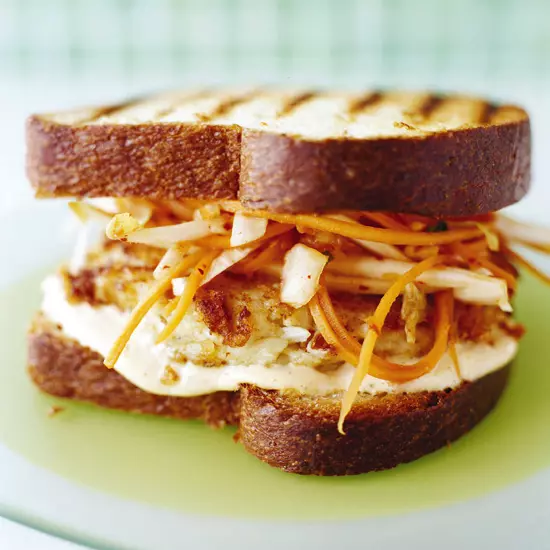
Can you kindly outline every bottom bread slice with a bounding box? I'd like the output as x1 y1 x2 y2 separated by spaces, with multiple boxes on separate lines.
28 314 510 476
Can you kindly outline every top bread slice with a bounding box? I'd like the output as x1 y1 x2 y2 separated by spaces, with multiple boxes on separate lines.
26 89 531 216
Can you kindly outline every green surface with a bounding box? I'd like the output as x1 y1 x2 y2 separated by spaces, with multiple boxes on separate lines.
3 0 550 89
0 267 549 519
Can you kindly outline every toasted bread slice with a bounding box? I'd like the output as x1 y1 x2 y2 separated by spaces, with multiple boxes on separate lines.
28 314 510 476
27 90 530 216
28 314 240 427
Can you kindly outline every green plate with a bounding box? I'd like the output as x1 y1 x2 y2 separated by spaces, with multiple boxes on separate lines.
1 266 549 523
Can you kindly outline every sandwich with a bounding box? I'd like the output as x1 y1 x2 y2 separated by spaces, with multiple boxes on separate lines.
25 90 550 475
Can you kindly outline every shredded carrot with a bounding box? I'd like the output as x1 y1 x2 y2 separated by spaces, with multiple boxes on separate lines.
221 202 482 246
164 297 178 316
410 221 428 231
397 213 435 231
96 199 550 433
449 239 488 259
368 291 453 383
448 330 462 380
103 251 204 368
309 293 359 366
156 251 218 343
316 287 362 353
504 246 550 285
404 245 440 260
233 241 279 273
235 234 293 273
248 223 294 245
448 342 461 378
444 291 461 379
446 213 496 224
197 234 232 249
361 212 410 231
337 255 446 433
366 256 445 337
310 285 454 386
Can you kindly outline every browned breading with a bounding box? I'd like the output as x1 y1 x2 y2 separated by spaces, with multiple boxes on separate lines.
65 267 153 309
324 292 517 347
64 258 519 356
194 287 253 347
86 240 164 269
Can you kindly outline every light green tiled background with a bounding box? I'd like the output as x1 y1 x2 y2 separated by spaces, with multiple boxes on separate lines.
0 0 549 216
1 0 549 91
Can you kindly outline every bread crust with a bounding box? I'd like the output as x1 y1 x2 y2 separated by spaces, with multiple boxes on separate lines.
27 118 241 201
240 123 530 216
26 100 530 216
239 369 509 475
28 314 510 475
28 314 240 427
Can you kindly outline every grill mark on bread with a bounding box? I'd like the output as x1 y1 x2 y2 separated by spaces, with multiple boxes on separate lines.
489 105 527 124
348 91 384 116
202 91 259 122
415 94 445 121
156 90 211 119
277 92 318 117
27 90 531 215
427 97 489 128
80 95 149 125
479 102 499 124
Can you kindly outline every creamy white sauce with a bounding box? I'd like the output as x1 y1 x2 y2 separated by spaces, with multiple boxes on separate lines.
41 275 518 397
